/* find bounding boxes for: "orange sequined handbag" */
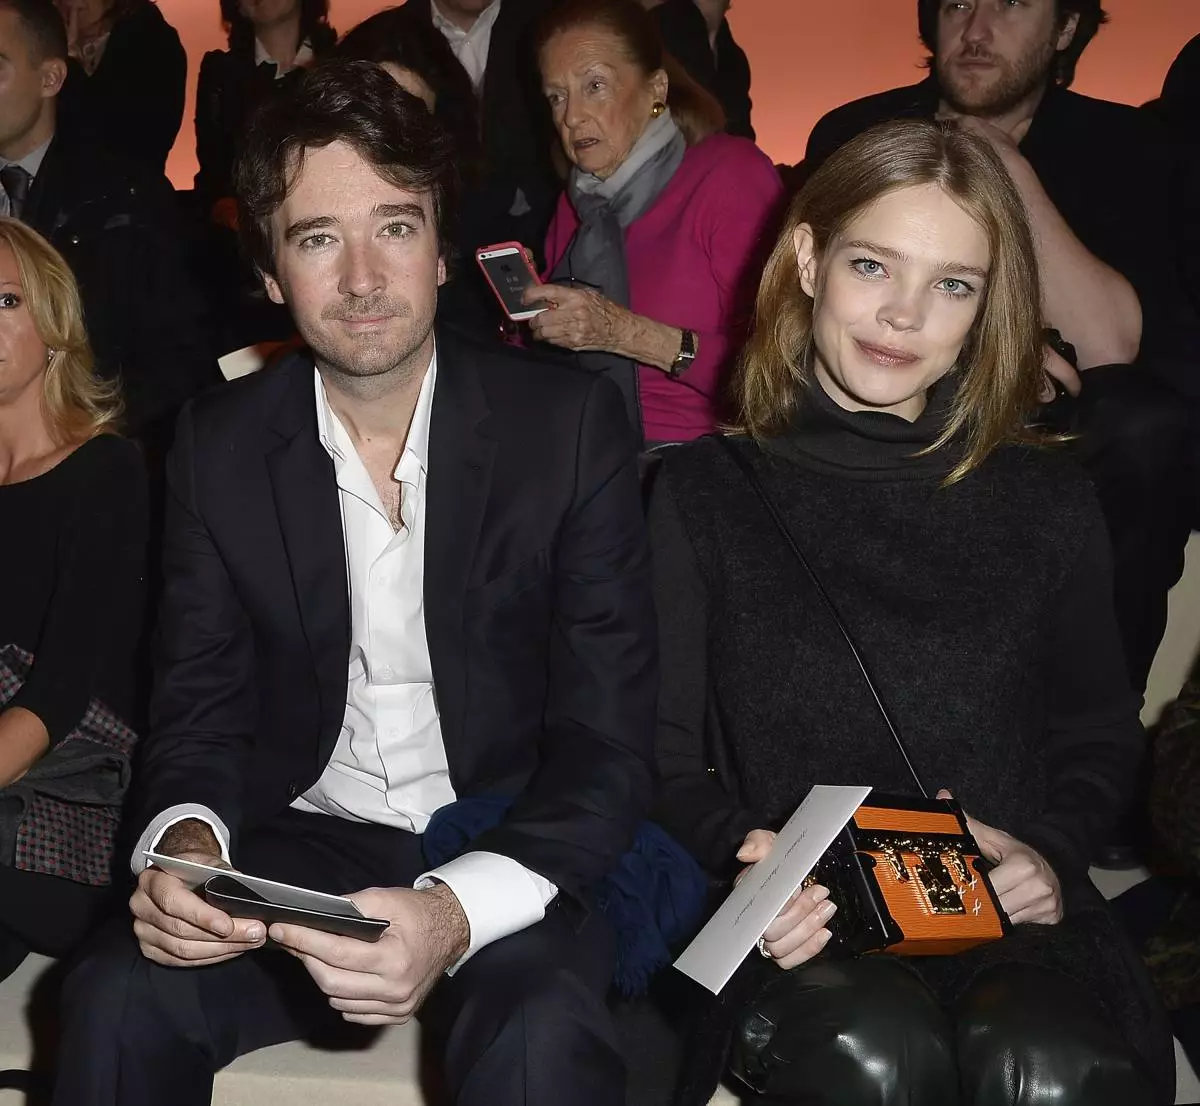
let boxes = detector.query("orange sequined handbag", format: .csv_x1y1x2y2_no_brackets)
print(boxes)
717,438,1010,956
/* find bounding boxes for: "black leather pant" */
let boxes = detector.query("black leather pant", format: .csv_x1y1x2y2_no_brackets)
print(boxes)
731,957,1163,1106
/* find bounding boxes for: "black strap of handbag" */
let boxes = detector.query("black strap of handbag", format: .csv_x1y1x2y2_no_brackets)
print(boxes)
715,435,930,798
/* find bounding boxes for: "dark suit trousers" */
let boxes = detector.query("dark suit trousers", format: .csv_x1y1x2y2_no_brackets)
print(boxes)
51,810,625,1106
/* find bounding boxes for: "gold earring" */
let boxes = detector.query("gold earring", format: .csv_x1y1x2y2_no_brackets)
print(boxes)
651,101,666,118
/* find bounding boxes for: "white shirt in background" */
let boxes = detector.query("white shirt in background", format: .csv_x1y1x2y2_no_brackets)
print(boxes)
430,0,502,93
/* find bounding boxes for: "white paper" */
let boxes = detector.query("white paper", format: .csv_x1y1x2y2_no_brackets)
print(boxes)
143,852,365,918
673,784,871,994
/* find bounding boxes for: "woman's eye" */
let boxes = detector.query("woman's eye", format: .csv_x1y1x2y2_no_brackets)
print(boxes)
382,223,413,239
0,293,20,308
300,234,332,251
937,277,976,298
851,258,885,278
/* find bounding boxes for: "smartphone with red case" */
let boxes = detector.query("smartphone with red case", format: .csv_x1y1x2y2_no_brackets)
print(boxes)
475,242,545,321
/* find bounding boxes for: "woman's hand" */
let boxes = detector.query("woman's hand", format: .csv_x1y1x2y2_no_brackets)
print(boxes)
736,829,837,970
523,284,628,353
523,283,689,371
936,790,1063,926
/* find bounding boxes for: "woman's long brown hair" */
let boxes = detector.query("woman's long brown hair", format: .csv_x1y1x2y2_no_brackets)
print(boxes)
734,118,1047,484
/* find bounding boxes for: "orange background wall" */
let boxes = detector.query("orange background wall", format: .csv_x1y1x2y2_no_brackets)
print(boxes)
159,0,1199,189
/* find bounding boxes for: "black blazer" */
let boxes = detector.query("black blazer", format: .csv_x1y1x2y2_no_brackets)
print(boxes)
139,334,658,902
57,3,187,176
24,135,218,436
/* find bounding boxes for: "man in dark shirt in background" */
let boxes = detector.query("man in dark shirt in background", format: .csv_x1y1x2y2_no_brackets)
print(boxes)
804,0,1198,721
646,0,754,139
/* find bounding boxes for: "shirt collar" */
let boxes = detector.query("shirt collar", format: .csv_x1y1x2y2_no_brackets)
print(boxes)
431,0,501,41
0,137,52,180
254,37,314,74
315,348,438,481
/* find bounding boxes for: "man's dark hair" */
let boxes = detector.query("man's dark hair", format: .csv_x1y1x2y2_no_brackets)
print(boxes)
234,59,460,279
220,0,336,57
918,0,1109,87
0,0,68,64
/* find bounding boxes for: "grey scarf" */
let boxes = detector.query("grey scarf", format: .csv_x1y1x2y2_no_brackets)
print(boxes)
550,110,686,435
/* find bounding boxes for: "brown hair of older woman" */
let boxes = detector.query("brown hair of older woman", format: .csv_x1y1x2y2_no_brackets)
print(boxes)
0,218,120,443
535,0,725,146
734,119,1046,484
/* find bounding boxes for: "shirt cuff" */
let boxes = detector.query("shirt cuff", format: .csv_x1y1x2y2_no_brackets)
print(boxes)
132,804,232,875
415,851,558,973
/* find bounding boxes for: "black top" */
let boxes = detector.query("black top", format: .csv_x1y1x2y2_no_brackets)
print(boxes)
57,4,187,176
651,383,1140,880
0,435,148,745
805,79,1200,399
193,46,328,209
650,0,754,140
650,384,1172,1097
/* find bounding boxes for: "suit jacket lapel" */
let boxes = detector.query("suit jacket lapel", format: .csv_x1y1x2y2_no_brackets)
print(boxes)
425,332,496,769
264,354,351,766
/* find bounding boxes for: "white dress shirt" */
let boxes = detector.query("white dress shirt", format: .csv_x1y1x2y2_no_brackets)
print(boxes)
254,37,314,78
430,0,502,93
136,351,557,968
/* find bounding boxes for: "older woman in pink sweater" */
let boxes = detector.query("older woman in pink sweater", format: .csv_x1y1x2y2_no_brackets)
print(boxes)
524,0,783,445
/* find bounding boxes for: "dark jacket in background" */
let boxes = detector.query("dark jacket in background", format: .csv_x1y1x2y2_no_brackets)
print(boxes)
193,47,327,210
58,2,187,177
804,78,1200,402
402,0,561,259
650,0,754,140
24,135,218,437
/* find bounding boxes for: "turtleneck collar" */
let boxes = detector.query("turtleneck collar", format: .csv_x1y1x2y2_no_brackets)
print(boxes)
762,373,963,481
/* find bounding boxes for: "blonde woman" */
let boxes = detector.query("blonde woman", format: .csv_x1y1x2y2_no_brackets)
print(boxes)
0,217,147,980
650,121,1171,1105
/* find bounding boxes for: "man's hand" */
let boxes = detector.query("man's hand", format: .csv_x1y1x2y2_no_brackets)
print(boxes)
131,819,267,967
936,790,1063,925
523,284,629,353
269,883,471,1026
935,110,1031,166
736,829,836,970
1041,342,1082,402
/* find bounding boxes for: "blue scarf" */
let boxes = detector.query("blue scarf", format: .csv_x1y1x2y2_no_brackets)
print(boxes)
422,796,707,996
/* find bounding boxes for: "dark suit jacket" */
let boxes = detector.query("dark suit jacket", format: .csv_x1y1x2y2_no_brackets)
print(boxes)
57,3,187,177
403,0,560,257
805,79,1200,400
24,134,218,436
138,333,658,902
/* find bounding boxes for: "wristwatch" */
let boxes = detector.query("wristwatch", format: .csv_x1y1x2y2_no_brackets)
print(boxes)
669,329,697,377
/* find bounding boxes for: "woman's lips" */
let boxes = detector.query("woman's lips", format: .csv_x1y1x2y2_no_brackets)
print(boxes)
573,137,599,151
854,339,920,367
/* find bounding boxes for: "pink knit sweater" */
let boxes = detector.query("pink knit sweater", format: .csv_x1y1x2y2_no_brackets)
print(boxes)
544,133,785,442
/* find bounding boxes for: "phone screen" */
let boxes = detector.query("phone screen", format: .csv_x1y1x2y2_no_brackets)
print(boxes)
478,250,543,319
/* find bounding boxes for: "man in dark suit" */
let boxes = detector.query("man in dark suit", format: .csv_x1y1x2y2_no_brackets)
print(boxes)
51,60,655,1106
0,0,216,439
404,0,560,259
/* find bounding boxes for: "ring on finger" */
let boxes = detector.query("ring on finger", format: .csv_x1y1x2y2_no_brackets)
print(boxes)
756,936,772,959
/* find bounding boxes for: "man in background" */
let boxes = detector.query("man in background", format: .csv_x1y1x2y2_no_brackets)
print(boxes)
404,0,559,256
